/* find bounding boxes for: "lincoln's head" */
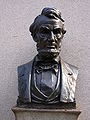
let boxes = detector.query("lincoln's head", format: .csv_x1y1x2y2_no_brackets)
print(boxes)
29,7,66,60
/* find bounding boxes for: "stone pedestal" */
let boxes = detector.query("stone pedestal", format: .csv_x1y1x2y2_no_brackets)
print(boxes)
12,107,81,120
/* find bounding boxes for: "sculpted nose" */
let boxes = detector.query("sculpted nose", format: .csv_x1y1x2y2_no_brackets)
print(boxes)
50,32,55,41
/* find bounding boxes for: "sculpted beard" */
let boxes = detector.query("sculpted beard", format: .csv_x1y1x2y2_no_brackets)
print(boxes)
36,35,62,59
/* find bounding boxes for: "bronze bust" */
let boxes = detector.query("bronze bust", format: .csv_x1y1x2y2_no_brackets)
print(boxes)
17,7,78,108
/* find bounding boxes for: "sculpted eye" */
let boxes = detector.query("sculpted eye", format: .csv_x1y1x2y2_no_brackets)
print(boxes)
39,27,50,35
53,28,61,34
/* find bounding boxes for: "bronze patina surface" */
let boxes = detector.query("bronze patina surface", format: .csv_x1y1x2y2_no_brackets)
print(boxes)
17,7,78,108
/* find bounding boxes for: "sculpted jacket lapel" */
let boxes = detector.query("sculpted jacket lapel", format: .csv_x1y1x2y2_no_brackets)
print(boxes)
60,60,78,102
18,61,33,102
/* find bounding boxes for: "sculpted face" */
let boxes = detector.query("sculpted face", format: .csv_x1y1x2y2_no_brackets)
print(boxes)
30,8,66,60
35,20,64,59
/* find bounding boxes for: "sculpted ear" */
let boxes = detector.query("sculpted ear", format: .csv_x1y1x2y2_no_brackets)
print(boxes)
29,23,34,38
33,34,38,42
62,29,66,34
62,25,66,35
29,24,38,42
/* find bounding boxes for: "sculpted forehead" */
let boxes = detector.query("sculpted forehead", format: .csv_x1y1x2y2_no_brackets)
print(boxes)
34,15,63,29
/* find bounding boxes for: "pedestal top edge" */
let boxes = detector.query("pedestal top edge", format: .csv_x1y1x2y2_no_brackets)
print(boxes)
12,106,81,114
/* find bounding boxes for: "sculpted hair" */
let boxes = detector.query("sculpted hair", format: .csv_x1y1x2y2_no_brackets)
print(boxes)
29,7,66,41
41,7,64,22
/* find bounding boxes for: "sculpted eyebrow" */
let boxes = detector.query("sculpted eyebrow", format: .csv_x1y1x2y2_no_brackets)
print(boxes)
53,28,61,34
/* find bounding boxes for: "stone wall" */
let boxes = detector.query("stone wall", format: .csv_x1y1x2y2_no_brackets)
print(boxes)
0,0,90,120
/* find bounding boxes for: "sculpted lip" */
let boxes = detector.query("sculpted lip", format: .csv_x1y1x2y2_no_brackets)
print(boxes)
45,43,57,49
46,44,57,49
47,46,56,49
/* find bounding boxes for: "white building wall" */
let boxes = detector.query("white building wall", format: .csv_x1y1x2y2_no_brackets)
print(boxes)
0,0,90,120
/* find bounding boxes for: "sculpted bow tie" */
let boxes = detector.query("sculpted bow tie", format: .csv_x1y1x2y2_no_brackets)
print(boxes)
35,62,58,74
